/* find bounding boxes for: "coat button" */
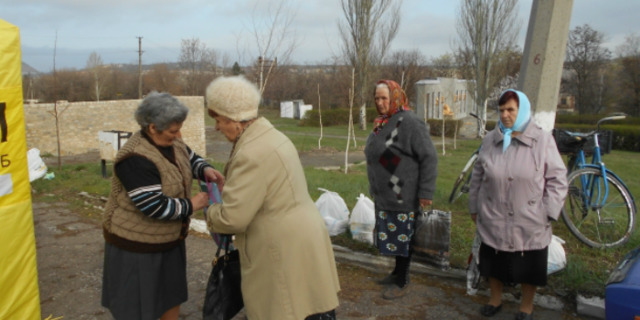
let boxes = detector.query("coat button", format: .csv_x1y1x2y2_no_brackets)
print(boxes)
509,245,514,249
508,177,514,181
508,212,514,216
528,200,535,205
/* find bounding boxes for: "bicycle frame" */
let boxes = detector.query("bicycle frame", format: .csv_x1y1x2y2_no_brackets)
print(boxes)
568,121,636,216
570,133,610,211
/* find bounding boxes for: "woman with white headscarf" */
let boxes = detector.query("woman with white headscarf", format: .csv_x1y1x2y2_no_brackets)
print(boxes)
468,89,568,320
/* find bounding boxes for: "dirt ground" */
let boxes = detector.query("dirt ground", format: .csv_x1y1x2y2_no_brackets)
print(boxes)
34,200,594,320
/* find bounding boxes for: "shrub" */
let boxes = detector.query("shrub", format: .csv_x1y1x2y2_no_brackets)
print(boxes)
301,108,379,127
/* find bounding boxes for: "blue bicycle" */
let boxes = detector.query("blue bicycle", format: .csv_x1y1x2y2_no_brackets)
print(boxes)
554,114,637,248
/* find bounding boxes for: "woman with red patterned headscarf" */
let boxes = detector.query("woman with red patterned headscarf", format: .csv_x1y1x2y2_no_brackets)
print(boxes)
365,79,438,300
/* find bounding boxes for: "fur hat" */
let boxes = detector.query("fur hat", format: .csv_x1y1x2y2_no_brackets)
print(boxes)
205,76,261,122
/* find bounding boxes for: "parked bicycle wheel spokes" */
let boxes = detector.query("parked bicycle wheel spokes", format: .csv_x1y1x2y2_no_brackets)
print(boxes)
562,167,635,248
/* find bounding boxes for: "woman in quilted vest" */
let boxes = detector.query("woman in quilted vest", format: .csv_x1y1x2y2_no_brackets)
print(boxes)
204,76,340,320
101,92,224,320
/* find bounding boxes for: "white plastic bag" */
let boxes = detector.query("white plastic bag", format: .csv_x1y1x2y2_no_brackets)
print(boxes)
27,148,47,182
315,188,349,236
349,194,375,244
547,235,567,274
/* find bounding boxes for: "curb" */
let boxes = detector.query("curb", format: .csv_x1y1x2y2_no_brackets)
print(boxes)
332,244,605,319
190,220,605,319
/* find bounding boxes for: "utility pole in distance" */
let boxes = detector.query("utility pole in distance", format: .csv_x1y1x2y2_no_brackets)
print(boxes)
137,36,144,99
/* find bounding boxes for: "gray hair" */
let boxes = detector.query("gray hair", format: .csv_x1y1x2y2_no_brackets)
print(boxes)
376,83,389,91
135,92,189,132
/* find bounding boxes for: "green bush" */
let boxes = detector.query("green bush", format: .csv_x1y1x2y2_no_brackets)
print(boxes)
303,108,480,139
426,119,462,137
301,108,379,127
555,114,640,126
554,123,640,152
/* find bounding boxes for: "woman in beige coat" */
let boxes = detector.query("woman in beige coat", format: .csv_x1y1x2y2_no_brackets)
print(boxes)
205,76,340,320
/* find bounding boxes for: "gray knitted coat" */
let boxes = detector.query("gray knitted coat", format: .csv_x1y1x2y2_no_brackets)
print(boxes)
365,110,438,212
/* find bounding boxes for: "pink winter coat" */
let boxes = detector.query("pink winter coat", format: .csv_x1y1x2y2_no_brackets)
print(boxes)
468,121,568,252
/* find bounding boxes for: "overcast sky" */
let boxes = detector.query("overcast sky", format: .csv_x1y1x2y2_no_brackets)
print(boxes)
3,0,639,73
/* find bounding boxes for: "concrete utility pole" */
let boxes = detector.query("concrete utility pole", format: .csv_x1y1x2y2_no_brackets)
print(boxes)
137,36,144,99
517,0,573,132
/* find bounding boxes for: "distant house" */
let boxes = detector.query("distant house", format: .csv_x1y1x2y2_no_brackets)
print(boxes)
280,100,312,119
557,94,575,114
21,62,39,75
414,77,475,121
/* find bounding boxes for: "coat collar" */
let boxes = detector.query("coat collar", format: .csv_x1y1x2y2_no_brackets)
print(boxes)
490,120,541,148
237,117,271,145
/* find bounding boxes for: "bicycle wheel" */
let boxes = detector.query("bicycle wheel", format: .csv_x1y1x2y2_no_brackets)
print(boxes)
449,152,478,203
561,167,636,248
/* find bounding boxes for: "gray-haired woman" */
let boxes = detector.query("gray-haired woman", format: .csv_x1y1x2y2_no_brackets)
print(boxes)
101,92,224,320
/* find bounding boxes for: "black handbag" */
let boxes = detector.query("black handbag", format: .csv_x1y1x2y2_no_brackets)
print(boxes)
203,236,244,320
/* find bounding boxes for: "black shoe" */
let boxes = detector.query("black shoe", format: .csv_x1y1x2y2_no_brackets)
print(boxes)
375,273,398,285
480,304,502,317
515,311,534,320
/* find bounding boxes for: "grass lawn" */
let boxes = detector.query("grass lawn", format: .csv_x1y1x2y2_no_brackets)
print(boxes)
33,107,640,298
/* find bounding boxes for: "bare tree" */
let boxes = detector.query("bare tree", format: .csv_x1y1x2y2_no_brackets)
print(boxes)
247,0,300,97
382,49,429,101
50,31,69,170
345,68,355,174
338,0,401,130
86,51,106,101
565,24,612,114
144,64,181,94
454,0,519,137
220,52,231,76
179,38,218,95
431,53,457,78
616,33,640,116
317,83,323,149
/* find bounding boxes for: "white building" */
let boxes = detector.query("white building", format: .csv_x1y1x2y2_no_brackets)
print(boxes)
414,78,475,121
280,100,312,119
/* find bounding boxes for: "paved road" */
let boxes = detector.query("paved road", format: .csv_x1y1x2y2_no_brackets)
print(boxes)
34,200,597,319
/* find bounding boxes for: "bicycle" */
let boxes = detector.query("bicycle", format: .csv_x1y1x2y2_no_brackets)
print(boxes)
554,114,637,248
448,113,487,203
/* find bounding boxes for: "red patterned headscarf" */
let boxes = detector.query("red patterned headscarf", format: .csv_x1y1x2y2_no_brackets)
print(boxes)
373,79,410,134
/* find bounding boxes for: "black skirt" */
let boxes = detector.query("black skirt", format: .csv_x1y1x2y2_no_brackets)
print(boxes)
478,243,548,286
102,241,188,320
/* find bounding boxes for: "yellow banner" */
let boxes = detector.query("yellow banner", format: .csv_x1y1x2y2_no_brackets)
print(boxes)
0,19,41,319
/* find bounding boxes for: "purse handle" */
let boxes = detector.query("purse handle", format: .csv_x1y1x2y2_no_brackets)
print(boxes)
213,235,232,266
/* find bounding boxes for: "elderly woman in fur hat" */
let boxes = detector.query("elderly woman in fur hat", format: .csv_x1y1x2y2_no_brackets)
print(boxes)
205,76,340,320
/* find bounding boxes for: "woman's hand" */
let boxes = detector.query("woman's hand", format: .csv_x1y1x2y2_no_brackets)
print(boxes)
190,191,210,212
419,198,432,209
204,167,225,191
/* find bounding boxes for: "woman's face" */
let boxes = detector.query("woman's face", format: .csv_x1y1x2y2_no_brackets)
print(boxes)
149,122,182,147
499,98,519,128
374,86,391,115
213,115,242,142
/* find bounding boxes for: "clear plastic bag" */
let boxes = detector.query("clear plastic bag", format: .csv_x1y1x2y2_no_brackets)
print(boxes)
466,232,481,295
349,194,375,244
315,188,349,236
413,209,451,270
